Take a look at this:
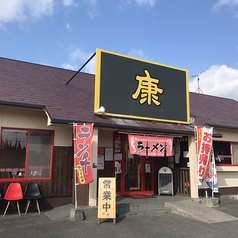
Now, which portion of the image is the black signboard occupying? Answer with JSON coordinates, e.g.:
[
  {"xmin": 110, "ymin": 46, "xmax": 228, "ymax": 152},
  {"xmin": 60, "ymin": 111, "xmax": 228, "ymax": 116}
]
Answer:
[
  {"xmin": 95, "ymin": 49, "xmax": 190, "ymax": 124},
  {"xmin": 158, "ymin": 167, "xmax": 173, "ymax": 196}
]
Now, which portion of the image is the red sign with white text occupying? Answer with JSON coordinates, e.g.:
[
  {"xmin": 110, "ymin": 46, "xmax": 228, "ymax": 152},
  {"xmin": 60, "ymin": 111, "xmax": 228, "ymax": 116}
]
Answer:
[
  {"xmin": 128, "ymin": 135, "xmax": 173, "ymax": 157},
  {"xmin": 74, "ymin": 124, "xmax": 94, "ymax": 184}
]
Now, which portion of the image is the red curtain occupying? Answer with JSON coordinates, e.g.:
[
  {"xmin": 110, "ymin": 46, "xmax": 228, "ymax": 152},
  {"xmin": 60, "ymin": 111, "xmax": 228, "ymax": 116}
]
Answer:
[{"xmin": 128, "ymin": 134, "xmax": 173, "ymax": 157}]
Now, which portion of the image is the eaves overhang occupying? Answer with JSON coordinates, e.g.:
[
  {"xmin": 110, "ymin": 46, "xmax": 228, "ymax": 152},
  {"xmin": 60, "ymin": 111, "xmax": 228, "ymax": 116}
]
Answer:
[
  {"xmin": 50, "ymin": 118, "xmax": 195, "ymax": 136},
  {"xmin": 207, "ymin": 123, "xmax": 238, "ymax": 130},
  {"xmin": 0, "ymin": 100, "xmax": 44, "ymax": 109}
]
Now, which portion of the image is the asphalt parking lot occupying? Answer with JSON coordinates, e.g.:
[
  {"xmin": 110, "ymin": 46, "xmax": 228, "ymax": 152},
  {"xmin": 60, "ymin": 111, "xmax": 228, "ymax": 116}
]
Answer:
[{"xmin": 1, "ymin": 196, "xmax": 238, "ymax": 238}]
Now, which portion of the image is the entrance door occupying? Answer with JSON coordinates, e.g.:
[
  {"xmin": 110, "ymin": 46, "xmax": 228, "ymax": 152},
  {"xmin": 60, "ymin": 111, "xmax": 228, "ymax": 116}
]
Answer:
[
  {"xmin": 125, "ymin": 154, "xmax": 141, "ymax": 192},
  {"xmin": 114, "ymin": 133, "xmax": 154, "ymax": 196}
]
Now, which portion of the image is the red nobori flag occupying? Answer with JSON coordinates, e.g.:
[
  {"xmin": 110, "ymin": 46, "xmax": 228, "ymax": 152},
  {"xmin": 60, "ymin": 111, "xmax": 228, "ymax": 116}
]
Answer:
[
  {"xmin": 74, "ymin": 124, "xmax": 94, "ymax": 184},
  {"xmin": 197, "ymin": 127, "xmax": 213, "ymax": 185},
  {"xmin": 196, "ymin": 126, "xmax": 203, "ymax": 153},
  {"xmin": 128, "ymin": 134, "xmax": 173, "ymax": 157}
]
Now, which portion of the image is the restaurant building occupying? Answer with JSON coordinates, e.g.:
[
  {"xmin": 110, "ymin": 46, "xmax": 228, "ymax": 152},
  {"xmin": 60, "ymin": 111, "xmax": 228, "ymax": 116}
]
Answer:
[{"xmin": 0, "ymin": 49, "xmax": 238, "ymax": 207}]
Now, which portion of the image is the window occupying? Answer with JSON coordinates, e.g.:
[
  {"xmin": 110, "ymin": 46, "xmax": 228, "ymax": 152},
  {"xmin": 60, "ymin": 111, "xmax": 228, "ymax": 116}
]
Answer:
[
  {"xmin": 0, "ymin": 128, "xmax": 54, "ymax": 180},
  {"xmin": 213, "ymin": 141, "xmax": 238, "ymax": 165}
]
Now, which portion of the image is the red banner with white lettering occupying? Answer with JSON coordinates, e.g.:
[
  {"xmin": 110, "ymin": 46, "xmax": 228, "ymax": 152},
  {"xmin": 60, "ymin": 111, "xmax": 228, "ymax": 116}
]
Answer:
[
  {"xmin": 74, "ymin": 124, "xmax": 94, "ymax": 184},
  {"xmin": 197, "ymin": 127, "xmax": 213, "ymax": 185},
  {"xmin": 128, "ymin": 135, "xmax": 173, "ymax": 157},
  {"xmin": 196, "ymin": 126, "xmax": 203, "ymax": 153}
]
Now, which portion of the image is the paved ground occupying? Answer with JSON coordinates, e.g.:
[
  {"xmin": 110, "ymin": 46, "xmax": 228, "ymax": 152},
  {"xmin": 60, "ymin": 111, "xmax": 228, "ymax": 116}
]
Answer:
[
  {"xmin": 2, "ymin": 209, "xmax": 238, "ymax": 238},
  {"xmin": 2, "ymin": 195, "xmax": 238, "ymax": 238},
  {"xmin": 166, "ymin": 198, "xmax": 238, "ymax": 223}
]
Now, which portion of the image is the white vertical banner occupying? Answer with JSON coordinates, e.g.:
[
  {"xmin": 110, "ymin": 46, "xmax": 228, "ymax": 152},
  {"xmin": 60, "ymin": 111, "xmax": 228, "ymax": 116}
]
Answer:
[
  {"xmin": 205, "ymin": 149, "xmax": 219, "ymax": 193},
  {"xmin": 197, "ymin": 127, "xmax": 213, "ymax": 185}
]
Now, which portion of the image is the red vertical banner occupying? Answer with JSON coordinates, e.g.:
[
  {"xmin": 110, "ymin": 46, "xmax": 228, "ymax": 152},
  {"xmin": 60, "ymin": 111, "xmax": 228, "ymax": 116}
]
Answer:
[
  {"xmin": 197, "ymin": 127, "xmax": 213, "ymax": 185},
  {"xmin": 74, "ymin": 124, "xmax": 94, "ymax": 184},
  {"xmin": 196, "ymin": 127, "xmax": 203, "ymax": 153}
]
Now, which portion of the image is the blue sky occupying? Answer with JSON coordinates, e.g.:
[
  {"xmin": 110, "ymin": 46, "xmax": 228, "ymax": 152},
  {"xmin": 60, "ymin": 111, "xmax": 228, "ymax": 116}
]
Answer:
[{"xmin": 1, "ymin": 0, "xmax": 238, "ymax": 100}]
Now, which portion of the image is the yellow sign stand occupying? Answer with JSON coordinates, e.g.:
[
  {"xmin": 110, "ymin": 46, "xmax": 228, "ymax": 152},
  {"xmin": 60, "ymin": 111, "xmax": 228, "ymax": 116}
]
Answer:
[{"xmin": 97, "ymin": 177, "xmax": 116, "ymax": 224}]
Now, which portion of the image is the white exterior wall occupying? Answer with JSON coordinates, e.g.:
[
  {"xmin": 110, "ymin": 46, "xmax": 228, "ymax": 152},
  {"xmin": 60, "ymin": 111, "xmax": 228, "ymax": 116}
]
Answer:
[
  {"xmin": 89, "ymin": 128, "xmax": 98, "ymax": 206},
  {"xmin": 188, "ymin": 135, "xmax": 198, "ymax": 198},
  {"xmin": 0, "ymin": 106, "xmax": 72, "ymax": 146},
  {"xmin": 89, "ymin": 129, "xmax": 113, "ymax": 206},
  {"xmin": 214, "ymin": 128, "xmax": 238, "ymax": 142}
]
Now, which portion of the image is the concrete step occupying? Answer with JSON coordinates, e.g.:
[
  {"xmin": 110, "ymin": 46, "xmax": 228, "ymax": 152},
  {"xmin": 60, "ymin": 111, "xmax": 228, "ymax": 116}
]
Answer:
[
  {"xmin": 118, "ymin": 207, "xmax": 171, "ymax": 218},
  {"xmin": 165, "ymin": 200, "xmax": 238, "ymax": 224},
  {"xmin": 79, "ymin": 201, "xmax": 170, "ymax": 219}
]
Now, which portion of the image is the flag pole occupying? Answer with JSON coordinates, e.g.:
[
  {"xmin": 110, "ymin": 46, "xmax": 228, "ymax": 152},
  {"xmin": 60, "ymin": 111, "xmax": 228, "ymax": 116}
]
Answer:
[
  {"xmin": 73, "ymin": 123, "xmax": 78, "ymax": 209},
  {"xmin": 212, "ymin": 150, "xmax": 215, "ymax": 199},
  {"xmin": 194, "ymin": 126, "xmax": 199, "ymax": 198}
]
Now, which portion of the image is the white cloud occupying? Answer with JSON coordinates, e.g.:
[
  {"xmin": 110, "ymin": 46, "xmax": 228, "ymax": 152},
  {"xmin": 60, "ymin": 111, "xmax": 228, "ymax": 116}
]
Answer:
[
  {"xmin": 128, "ymin": 49, "xmax": 144, "ymax": 59},
  {"xmin": 214, "ymin": 0, "xmax": 238, "ymax": 8},
  {"xmin": 85, "ymin": 57, "xmax": 96, "ymax": 74},
  {"xmin": 213, "ymin": 0, "xmax": 238, "ymax": 18},
  {"xmin": 66, "ymin": 22, "xmax": 71, "ymax": 30},
  {"xmin": 189, "ymin": 65, "xmax": 238, "ymax": 101},
  {"xmin": 83, "ymin": 0, "xmax": 99, "ymax": 19},
  {"xmin": 119, "ymin": 0, "xmax": 156, "ymax": 8},
  {"xmin": 68, "ymin": 48, "xmax": 96, "ymax": 74},
  {"xmin": 119, "ymin": 0, "xmax": 157, "ymax": 9},
  {"xmin": 85, "ymin": 0, "xmax": 98, "ymax": 6},
  {"xmin": 63, "ymin": 0, "xmax": 74, "ymax": 6},
  {"xmin": 69, "ymin": 48, "xmax": 90, "ymax": 61},
  {"xmin": 87, "ymin": 9, "xmax": 100, "ymax": 20},
  {"xmin": 134, "ymin": 0, "xmax": 156, "ymax": 7},
  {"xmin": 0, "ymin": 0, "xmax": 54, "ymax": 25},
  {"xmin": 62, "ymin": 63, "xmax": 77, "ymax": 70}
]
